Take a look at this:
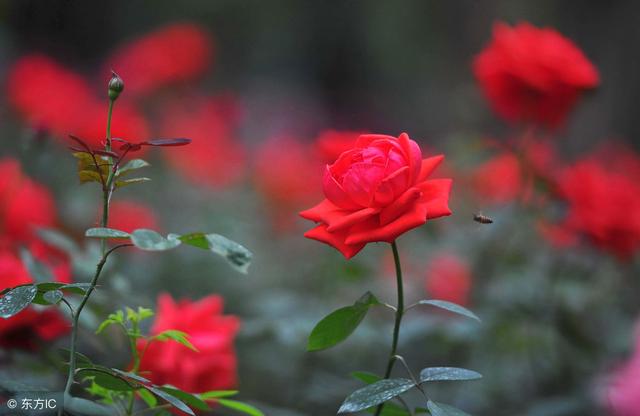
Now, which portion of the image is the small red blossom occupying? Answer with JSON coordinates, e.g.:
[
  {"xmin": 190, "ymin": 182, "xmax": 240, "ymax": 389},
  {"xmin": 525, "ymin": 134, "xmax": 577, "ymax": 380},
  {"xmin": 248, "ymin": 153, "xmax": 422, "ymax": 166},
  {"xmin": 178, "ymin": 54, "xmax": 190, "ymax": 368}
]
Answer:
[
  {"xmin": 0, "ymin": 251, "xmax": 70, "ymax": 349},
  {"xmin": 473, "ymin": 153, "xmax": 522, "ymax": 204},
  {"xmin": 301, "ymin": 133, "xmax": 452, "ymax": 259},
  {"xmin": 553, "ymin": 151, "xmax": 640, "ymax": 259},
  {"xmin": 314, "ymin": 130, "xmax": 364, "ymax": 164},
  {"xmin": 425, "ymin": 253, "xmax": 472, "ymax": 306},
  {"xmin": 253, "ymin": 136, "xmax": 321, "ymax": 230},
  {"xmin": 106, "ymin": 201, "xmax": 160, "ymax": 234},
  {"xmin": 159, "ymin": 98, "xmax": 246, "ymax": 188},
  {"xmin": 137, "ymin": 294, "xmax": 240, "ymax": 393},
  {"xmin": 105, "ymin": 23, "xmax": 214, "ymax": 96},
  {"xmin": 473, "ymin": 22, "xmax": 599, "ymax": 128},
  {"xmin": 0, "ymin": 158, "xmax": 56, "ymax": 245}
]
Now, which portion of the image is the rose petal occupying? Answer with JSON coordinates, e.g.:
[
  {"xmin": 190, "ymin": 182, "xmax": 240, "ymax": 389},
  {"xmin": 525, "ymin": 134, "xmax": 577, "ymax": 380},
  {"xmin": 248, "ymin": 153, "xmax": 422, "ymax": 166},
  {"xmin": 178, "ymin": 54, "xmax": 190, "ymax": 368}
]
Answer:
[
  {"xmin": 304, "ymin": 224, "xmax": 366, "ymax": 259},
  {"xmin": 418, "ymin": 178, "xmax": 453, "ymax": 219},
  {"xmin": 299, "ymin": 198, "xmax": 344, "ymax": 223},
  {"xmin": 345, "ymin": 203, "xmax": 428, "ymax": 245},
  {"xmin": 397, "ymin": 132, "xmax": 422, "ymax": 184},
  {"xmin": 326, "ymin": 207, "xmax": 379, "ymax": 232},
  {"xmin": 379, "ymin": 187, "xmax": 422, "ymax": 225},
  {"xmin": 322, "ymin": 166, "xmax": 361, "ymax": 209},
  {"xmin": 417, "ymin": 154, "xmax": 445, "ymax": 182}
]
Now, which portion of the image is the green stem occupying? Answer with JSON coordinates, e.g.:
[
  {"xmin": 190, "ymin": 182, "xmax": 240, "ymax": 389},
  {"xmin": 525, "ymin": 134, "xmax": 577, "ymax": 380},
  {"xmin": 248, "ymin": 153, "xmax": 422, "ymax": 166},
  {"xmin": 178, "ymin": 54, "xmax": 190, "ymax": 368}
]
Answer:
[
  {"xmin": 126, "ymin": 322, "xmax": 141, "ymax": 415},
  {"xmin": 374, "ymin": 240, "xmax": 405, "ymax": 416},
  {"xmin": 60, "ymin": 97, "xmax": 117, "ymax": 415}
]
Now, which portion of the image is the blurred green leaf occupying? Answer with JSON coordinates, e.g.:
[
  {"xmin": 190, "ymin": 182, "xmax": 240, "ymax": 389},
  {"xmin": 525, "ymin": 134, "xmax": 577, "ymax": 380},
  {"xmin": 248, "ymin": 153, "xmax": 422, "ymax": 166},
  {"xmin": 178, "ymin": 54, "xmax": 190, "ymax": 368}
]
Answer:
[
  {"xmin": 131, "ymin": 229, "xmax": 181, "ymax": 251},
  {"xmin": 415, "ymin": 300, "xmax": 481, "ymax": 322},
  {"xmin": 217, "ymin": 399, "xmax": 264, "ymax": 416},
  {"xmin": 137, "ymin": 389, "xmax": 157, "ymax": 408},
  {"xmin": 36, "ymin": 228, "xmax": 80, "ymax": 255},
  {"xmin": 338, "ymin": 379, "xmax": 415, "ymax": 413},
  {"xmin": 78, "ymin": 170, "xmax": 105, "ymax": 184},
  {"xmin": 351, "ymin": 371, "xmax": 382, "ymax": 385},
  {"xmin": 20, "ymin": 248, "xmax": 54, "ymax": 282},
  {"xmin": 426, "ymin": 400, "xmax": 471, "ymax": 416},
  {"xmin": 115, "ymin": 177, "xmax": 151, "ymax": 188},
  {"xmin": 85, "ymin": 227, "xmax": 131, "ymax": 239},
  {"xmin": 308, "ymin": 291, "xmax": 381, "ymax": 351},
  {"xmin": 419, "ymin": 367, "xmax": 482, "ymax": 383},
  {"xmin": 0, "ymin": 285, "xmax": 37, "ymax": 318},
  {"xmin": 76, "ymin": 368, "xmax": 134, "ymax": 391},
  {"xmin": 199, "ymin": 390, "xmax": 238, "ymax": 399},
  {"xmin": 145, "ymin": 385, "xmax": 195, "ymax": 416},
  {"xmin": 175, "ymin": 233, "xmax": 252, "ymax": 273},
  {"xmin": 153, "ymin": 329, "xmax": 198, "ymax": 351}
]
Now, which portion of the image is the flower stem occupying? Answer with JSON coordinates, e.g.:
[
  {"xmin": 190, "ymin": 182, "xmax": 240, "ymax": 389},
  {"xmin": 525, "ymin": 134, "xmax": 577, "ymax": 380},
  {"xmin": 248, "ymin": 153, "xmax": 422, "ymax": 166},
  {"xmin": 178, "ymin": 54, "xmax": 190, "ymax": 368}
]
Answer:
[
  {"xmin": 60, "ymin": 97, "xmax": 118, "ymax": 414},
  {"xmin": 374, "ymin": 240, "xmax": 405, "ymax": 416}
]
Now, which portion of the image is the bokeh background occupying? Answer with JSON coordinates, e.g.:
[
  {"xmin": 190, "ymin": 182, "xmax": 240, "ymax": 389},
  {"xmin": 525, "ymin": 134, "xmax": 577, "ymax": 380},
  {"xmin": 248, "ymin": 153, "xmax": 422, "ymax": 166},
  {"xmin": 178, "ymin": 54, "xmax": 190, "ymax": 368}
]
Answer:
[{"xmin": 1, "ymin": 1, "xmax": 640, "ymax": 415}]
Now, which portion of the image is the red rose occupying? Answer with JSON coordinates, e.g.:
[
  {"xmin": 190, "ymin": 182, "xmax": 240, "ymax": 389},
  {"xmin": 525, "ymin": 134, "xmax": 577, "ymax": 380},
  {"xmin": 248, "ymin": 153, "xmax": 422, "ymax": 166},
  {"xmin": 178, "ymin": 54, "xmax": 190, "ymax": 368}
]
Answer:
[
  {"xmin": 104, "ymin": 23, "xmax": 213, "ymax": 97},
  {"xmin": 473, "ymin": 22, "xmax": 599, "ymax": 127},
  {"xmin": 300, "ymin": 133, "xmax": 452, "ymax": 259},
  {"xmin": 0, "ymin": 250, "xmax": 70, "ymax": 349},
  {"xmin": 425, "ymin": 253, "xmax": 472, "ymax": 306},
  {"xmin": 553, "ymin": 154, "xmax": 640, "ymax": 259},
  {"xmin": 137, "ymin": 294, "xmax": 240, "ymax": 393},
  {"xmin": 159, "ymin": 97, "xmax": 246, "ymax": 188}
]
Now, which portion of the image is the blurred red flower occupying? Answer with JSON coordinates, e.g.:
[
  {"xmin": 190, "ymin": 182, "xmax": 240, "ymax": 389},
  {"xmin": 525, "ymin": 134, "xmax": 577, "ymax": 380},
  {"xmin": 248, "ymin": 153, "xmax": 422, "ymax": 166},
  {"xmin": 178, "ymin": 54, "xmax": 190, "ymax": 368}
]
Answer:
[
  {"xmin": 137, "ymin": 294, "xmax": 240, "ymax": 393},
  {"xmin": 254, "ymin": 136, "xmax": 321, "ymax": 230},
  {"xmin": 105, "ymin": 23, "xmax": 214, "ymax": 97},
  {"xmin": 0, "ymin": 250, "xmax": 70, "ymax": 350},
  {"xmin": 314, "ymin": 130, "xmax": 363, "ymax": 164},
  {"xmin": 0, "ymin": 158, "xmax": 56, "ymax": 245},
  {"xmin": 473, "ymin": 22, "xmax": 599, "ymax": 128},
  {"xmin": 7, "ymin": 54, "xmax": 149, "ymax": 147},
  {"xmin": 553, "ymin": 151, "xmax": 640, "ymax": 259},
  {"xmin": 107, "ymin": 200, "xmax": 160, "ymax": 234},
  {"xmin": 301, "ymin": 133, "xmax": 452, "ymax": 259},
  {"xmin": 159, "ymin": 97, "xmax": 246, "ymax": 188},
  {"xmin": 472, "ymin": 153, "xmax": 522, "ymax": 204},
  {"xmin": 604, "ymin": 327, "xmax": 640, "ymax": 415},
  {"xmin": 425, "ymin": 253, "xmax": 472, "ymax": 306}
]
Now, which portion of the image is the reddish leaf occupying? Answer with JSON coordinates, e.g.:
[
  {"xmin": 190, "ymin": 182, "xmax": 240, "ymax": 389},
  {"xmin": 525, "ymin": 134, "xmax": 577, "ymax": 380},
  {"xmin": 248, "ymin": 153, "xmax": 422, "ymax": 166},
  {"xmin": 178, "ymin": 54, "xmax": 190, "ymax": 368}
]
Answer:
[{"xmin": 142, "ymin": 138, "xmax": 191, "ymax": 147}]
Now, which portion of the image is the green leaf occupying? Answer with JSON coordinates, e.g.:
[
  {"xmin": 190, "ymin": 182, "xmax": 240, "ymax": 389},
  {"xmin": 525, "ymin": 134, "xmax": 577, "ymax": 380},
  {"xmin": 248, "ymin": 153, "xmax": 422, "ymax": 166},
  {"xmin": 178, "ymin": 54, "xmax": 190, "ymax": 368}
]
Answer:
[
  {"xmin": 96, "ymin": 311, "xmax": 124, "ymax": 334},
  {"xmin": 0, "ymin": 285, "xmax": 37, "ymax": 318},
  {"xmin": 199, "ymin": 390, "xmax": 238, "ymax": 399},
  {"xmin": 137, "ymin": 388, "xmax": 157, "ymax": 408},
  {"xmin": 85, "ymin": 227, "xmax": 131, "ymax": 239},
  {"xmin": 116, "ymin": 159, "xmax": 150, "ymax": 177},
  {"xmin": 153, "ymin": 329, "xmax": 198, "ymax": 351},
  {"xmin": 115, "ymin": 177, "xmax": 151, "ymax": 188},
  {"xmin": 145, "ymin": 385, "xmax": 195, "ymax": 416},
  {"xmin": 76, "ymin": 368, "xmax": 134, "ymax": 391},
  {"xmin": 338, "ymin": 378, "xmax": 415, "ymax": 413},
  {"xmin": 365, "ymin": 402, "xmax": 411, "ymax": 415},
  {"xmin": 43, "ymin": 290, "xmax": 63, "ymax": 305},
  {"xmin": 160, "ymin": 387, "xmax": 210, "ymax": 411},
  {"xmin": 415, "ymin": 300, "xmax": 481, "ymax": 322},
  {"xmin": 176, "ymin": 233, "xmax": 252, "ymax": 273},
  {"xmin": 419, "ymin": 367, "xmax": 482, "ymax": 383},
  {"xmin": 426, "ymin": 401, "xmax": 471, "ymax": 416},
  {"xmin": 130, "ymin": 229, "xmax": 181, "ymax": 251},
  {"xmin": 217, "ymin": 399, "xmax": 264, "ymax": 416},
  {"xmin": 308, "ymin": 291, "xmax": 381, "ymax": 351},
  {"xmin": 20, "ymin": 248, "xmax": 54, "ymax": 282},
  {"xmin": 59, "ymin": 349, "xmax": 94, "ymax": 368},
  {"xmin": 78, "ymin": 170, "xmax": 105, "ymax": 184},
  {"xmin": 351, "ymin": 371, "xmax": 382, "ymax": 385}
]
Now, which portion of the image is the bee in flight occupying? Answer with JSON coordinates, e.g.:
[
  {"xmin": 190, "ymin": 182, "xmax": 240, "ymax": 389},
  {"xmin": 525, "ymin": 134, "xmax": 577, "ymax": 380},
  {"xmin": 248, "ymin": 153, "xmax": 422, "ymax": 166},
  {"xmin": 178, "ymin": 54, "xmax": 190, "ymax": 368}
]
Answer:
[{"xmin": 473, "ymin": 212, "xmax": 493, "ymax": 224}]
